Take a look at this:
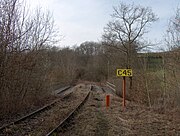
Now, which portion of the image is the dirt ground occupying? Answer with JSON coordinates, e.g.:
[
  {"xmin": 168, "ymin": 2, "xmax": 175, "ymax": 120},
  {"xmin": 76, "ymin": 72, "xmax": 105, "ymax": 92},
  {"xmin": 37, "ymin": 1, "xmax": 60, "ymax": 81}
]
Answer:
[{"xmin": 58, "ymin": 85, "xmax": 180, "ymax": 136}]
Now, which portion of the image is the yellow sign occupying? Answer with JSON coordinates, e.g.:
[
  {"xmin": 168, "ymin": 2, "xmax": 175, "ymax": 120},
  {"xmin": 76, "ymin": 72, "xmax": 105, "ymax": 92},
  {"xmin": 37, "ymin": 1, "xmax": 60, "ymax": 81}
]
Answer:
[{"xmin": 116, "ymin": 69, "xmax": 132, "ymax": 77}]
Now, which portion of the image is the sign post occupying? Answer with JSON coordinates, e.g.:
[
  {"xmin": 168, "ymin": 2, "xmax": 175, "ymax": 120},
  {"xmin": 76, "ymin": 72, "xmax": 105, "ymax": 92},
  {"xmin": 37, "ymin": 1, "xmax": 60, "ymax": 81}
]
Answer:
[
  {"xmin": 116, "ymin": 69, "xmax": 132, "ymax": 109},
  {"xmin": 123, "ymin": 76, "xmax": 126, "ymax": 108}
]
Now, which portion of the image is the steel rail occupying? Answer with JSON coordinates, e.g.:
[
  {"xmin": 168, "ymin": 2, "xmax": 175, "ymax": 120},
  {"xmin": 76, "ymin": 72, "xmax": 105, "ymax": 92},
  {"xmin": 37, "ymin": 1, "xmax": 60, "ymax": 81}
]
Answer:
[
  {"xmin": 107, "ymin": 82, "xmax": 116, "ymax": 88},
  {"xmin": 57, "ymin": 86, "xmax": 71, "ymax": 94},
  {"xmin": 46, "ymin": 91, "xmax": 90, "ymax": 136},
  {"xmin": 0, "ymin": 87, "xmax": 72, "ymax": 131}
]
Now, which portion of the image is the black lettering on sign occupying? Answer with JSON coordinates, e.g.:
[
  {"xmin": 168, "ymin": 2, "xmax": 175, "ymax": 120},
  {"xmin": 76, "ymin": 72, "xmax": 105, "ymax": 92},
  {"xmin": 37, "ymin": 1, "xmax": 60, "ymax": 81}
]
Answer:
[{"xmin": 116, "ymin": 69, "xmax": 132, "ymax": 77}]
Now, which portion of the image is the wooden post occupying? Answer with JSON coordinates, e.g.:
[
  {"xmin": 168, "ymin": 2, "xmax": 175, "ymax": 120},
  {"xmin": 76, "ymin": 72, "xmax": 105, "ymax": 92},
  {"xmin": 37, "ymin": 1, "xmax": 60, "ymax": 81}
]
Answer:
[{"xmin": 123, "ymin": 76, "xmax": 126, "ymax": 109}]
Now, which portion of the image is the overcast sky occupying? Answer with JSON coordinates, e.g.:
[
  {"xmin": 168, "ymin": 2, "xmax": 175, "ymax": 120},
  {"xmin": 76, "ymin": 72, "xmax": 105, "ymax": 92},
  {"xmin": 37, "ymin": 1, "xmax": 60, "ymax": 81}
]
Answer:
[{"xmin": 29, "ymin": 0, "xmax": 179, "ymax": 47}]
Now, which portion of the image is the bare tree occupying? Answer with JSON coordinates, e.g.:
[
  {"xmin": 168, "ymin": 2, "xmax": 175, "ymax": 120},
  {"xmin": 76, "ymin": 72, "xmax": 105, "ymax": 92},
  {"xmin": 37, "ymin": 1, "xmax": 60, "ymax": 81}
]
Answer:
[
  {"xmin": 0, "ymin": 0, "xmax": 59, "ymax": 116},
  {"xmin": 102, "ymin": 2, "xmax": 158, "ymax": 68},
  {"xmin": 165, "ymin": 7, "xmax": 180, "ymax": 50},
  {"xmin": 164, "ymin": 7, "xmax": 180, "ymax": 108}
]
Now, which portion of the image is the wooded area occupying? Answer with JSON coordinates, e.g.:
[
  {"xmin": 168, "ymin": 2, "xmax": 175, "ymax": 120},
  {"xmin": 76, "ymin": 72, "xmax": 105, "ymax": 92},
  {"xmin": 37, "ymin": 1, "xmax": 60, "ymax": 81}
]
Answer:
[{"xmin": 0, "ymin": 0, "xmax": 179, "ymax": 119}]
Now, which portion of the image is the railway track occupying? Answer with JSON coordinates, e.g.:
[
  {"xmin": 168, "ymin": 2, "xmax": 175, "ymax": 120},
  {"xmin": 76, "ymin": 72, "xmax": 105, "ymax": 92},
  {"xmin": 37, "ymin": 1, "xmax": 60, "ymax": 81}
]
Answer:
[
  {"xmin": 0, "ymin": 87, "xmax": 73, "ymax": 132},
  {"xmin": 0, "ymin": 84, "xmax": 91, "ymax": 136},
  {"xmin": 46, "ymin": 91, "xmax": 90, "ymax": 136}
]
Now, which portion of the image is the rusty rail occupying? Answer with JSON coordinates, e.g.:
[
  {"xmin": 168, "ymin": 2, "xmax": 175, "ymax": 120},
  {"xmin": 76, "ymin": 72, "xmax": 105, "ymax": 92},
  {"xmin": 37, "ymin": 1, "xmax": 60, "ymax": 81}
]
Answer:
[
  {"xmin": 46, "ymin": 91, "xmax": 90, "ymax": 136},
  {"xmin": 0, "ymin": 87, "xmax": 72, "ymax": 131}
]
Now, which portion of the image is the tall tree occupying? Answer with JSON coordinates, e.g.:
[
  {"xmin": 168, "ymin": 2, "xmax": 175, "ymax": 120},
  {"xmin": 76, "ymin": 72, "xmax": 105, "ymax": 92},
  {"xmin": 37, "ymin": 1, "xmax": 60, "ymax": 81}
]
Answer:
[
  {"xmin": 0, "ymin": 0, "xmax": 59, "ymax": 115},
  {"xmin": 165, "ymin": 7, "xmax": 180, "ymax": 107},
  {"xmin": 165, "ymin": 7, "xmax": 180, "ymax": 50},
  {"xmin": 102, "ymin": 2, "xmax": 158, "ymax": 68}
]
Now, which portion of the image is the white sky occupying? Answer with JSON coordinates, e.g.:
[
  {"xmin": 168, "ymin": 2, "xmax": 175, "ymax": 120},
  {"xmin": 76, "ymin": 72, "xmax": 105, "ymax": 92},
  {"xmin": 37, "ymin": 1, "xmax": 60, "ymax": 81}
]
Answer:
[{"xmin": 28, "ymin": 0, "xmax": 179, "ymax": 47}]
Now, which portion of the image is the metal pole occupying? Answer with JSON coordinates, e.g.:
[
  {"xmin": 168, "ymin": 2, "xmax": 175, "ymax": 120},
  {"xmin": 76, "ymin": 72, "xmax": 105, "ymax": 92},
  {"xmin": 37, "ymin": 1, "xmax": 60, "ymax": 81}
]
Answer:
[{"xmin": 123, "ymin": 76, "xmax": 126, "ymax": 109}]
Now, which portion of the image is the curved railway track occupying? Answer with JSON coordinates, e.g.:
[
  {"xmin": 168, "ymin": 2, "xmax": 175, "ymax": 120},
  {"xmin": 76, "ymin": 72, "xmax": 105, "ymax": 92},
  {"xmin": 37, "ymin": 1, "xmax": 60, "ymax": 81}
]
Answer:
[
  {"xmin": 46, "ymin": 91, "xmax": 90, "ymax": 136},
  {"xmin": 0, "ymin": 85, "xmax": 91, "ymax": 136},
  {"xmin": 0, "ymin": 86, "xmax": 72, "ymax": 132}
]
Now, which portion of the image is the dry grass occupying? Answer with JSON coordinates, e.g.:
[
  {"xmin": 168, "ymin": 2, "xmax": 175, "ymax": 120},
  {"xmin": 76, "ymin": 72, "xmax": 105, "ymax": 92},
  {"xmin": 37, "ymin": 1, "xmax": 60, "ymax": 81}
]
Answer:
[{"xmin": 57, "ymin": 85, "xmax": 180, "ymax": 136}]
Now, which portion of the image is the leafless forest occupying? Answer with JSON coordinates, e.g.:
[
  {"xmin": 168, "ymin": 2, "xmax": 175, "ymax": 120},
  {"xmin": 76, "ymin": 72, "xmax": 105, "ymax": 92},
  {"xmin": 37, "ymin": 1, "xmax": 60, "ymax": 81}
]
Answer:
[{"xmin": 0, "ymin": 0, "xmax": 179, "ymax": 124}]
